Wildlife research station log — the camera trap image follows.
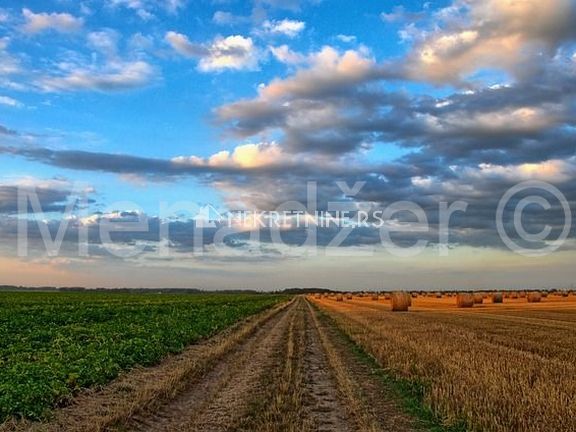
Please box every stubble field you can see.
[310,293,576,432]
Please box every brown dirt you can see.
[302,303,354,432]
[7,297,420,432]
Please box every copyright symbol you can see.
[496,180,571,257]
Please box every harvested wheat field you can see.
[311,293,576,432]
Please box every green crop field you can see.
[0,291,285,422]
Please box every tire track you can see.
[306,299,421,432]
[301,303,355,431]
[235,297,356,431]
[306,300,381,432]
[235,296,312,432]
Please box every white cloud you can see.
[0,38,20,76]
[0,96,22,107]
[257,46,377,100]
[21,8,84,34]
[261,19,305,38]
[381,5,425,23]
[165,31,207,57]
[25,27,157,93]
[164,0,187,13]
[136,9,154,20]
[200,36,259,71]
[38,61,155,92]
[106,0,144,9]
[411,176,433,188]
[87,30,120,58]
[106,0,186,19]
[422,105,563,135]
[0,10,9,23]
[128,32,155,53]
[212,11,250,25]
[464,159,576,183]
[336,34,356,43]
[269,45,306,64]
[257,0,318,12]
[0,176,76,190]
[166,32,260,72]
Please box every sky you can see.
[0,0,575,290]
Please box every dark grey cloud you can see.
[215,54,576,163]
[0,185,73,214]
[0,140,383,180]
[4,186,573,262]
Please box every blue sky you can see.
[0,0,575,289]
[0,0,436,212]
[0,0,438,216]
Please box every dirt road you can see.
[14,297,421,432]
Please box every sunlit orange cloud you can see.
[260,47,375,100]
[172,142,290,169]
[406,0,576,83]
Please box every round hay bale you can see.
[384,293,391,300]
[346,293,353,300]
[492,292,503,303]
[390,291,411,312]
[435,292,443,298]
[519,291,527,298]
[335,294,344,301]
[511,292,519,299]
[456,293,474,308]
[371,294,379,301]
[541,291,548,298]
[527,292,541,303]
[473,293,484,304]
